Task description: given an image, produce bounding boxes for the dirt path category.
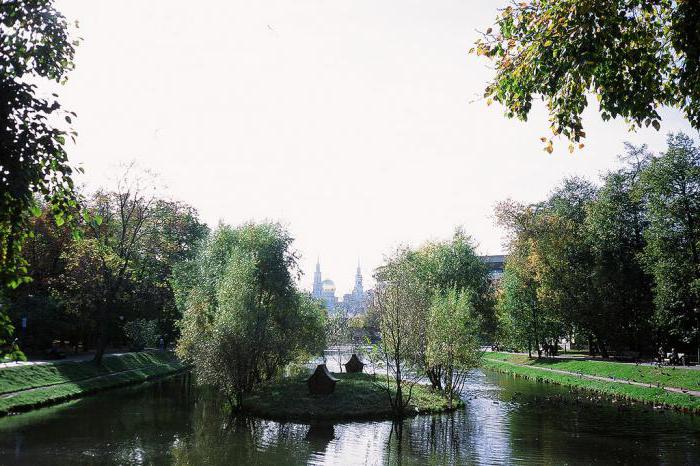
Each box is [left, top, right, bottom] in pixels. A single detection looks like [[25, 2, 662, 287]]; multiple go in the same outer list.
[[488, 358, 700, 398]]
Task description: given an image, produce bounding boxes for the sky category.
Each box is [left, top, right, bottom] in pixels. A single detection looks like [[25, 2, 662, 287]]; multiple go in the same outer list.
[[53, 0, 696, 294]]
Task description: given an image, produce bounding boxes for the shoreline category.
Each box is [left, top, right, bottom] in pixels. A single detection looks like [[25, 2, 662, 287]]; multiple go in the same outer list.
[[0, 351, 187, 417], [483, 354, 700, 414]]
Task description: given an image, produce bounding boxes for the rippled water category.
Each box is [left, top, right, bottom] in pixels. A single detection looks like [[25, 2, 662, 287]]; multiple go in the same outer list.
[[0, 370, 698, 465]]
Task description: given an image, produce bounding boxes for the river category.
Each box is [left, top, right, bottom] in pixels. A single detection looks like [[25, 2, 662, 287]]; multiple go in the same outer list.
[[0, 370, 698, 465]]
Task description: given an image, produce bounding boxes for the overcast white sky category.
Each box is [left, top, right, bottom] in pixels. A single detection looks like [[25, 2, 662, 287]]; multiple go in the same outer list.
[[54, 0, 696, 294]]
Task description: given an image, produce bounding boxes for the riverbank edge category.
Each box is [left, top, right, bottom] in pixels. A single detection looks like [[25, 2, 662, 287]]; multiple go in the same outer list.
[[0, 355, 188, 416], [483, 357, 700, 414], [242, 372, 464, 422]]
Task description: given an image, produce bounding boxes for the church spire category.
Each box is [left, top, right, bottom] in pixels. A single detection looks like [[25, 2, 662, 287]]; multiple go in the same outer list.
[[353, 260, 363, 295], [312, 258, 323, 298]]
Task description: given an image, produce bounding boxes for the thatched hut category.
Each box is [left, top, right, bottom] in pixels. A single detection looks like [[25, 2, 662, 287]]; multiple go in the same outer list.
[[307, 364, 339, 395], [344, 354, 364, 373]]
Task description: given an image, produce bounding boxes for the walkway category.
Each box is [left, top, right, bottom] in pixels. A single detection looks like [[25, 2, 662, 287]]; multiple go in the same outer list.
[[0, 351, 128, 369]]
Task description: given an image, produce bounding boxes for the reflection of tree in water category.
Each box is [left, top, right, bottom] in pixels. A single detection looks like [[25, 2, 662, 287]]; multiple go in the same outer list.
[[170, 392, 326, 465], [305, 422, 335, 452], [386, 414, 469, 465]]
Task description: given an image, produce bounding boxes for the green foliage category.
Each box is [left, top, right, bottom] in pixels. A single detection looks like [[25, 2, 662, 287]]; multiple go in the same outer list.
[[243, 372, 462, 421], [3, 183, 207, 359], [426, 288, 482, 405], [495, 133, 699, 356], [0, 0, 80, 360], [0, 1, 80, 288], [638, 133, 700, 345], [175, 223, 326, 408], [370, 232, 492, 415], [475, 1, 700, 150], [123, 319, 159, 350]]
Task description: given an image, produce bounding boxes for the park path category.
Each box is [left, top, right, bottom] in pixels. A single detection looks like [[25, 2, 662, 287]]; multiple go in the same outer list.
[[488, 358, 700, 398]]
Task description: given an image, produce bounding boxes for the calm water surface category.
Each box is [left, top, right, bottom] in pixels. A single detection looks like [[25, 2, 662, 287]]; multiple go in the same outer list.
[[0, 370, 698, 465]]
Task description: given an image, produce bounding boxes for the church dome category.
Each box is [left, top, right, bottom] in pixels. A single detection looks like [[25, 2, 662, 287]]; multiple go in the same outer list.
[[321, 279, 336, 292]]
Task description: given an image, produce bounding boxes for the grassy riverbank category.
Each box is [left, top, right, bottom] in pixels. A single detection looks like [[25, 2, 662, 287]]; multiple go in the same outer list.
[[484, 352, 700, 413], [0, 351, 185, 416], [243, 372, 462, 421]]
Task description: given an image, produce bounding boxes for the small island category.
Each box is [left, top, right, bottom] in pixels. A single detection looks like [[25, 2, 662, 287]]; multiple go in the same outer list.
[[243, 372, 463, 421]]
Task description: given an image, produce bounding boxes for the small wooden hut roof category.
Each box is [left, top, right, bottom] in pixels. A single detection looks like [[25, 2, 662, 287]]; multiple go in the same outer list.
[[307, 364, 339, 395], [344, 354, 365, 373]]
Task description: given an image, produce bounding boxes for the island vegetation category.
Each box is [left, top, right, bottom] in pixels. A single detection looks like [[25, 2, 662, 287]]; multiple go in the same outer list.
[[243, 372, 462, 422]]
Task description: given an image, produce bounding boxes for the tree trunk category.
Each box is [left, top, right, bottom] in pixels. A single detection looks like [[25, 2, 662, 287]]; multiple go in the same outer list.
[[598, 338, 609, 359], [426, 366, 442, 390]]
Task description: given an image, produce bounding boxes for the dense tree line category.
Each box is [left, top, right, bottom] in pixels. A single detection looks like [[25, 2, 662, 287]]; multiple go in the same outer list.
[[496, 134, 700, 359], [1, 171, 208, 362]]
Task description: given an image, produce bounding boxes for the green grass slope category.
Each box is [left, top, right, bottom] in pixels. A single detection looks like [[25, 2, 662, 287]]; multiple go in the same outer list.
[[0, 351, 185, 416]]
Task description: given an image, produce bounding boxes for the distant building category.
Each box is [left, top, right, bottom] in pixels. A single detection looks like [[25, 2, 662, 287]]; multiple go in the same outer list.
[[481, 255, 506, 280], [312, 260, 369, 315]]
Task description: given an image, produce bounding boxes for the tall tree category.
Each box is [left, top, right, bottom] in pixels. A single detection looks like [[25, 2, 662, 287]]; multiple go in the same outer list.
[[586, 148, 655, 352], [474, 1, 700, 150], [1, 1, 80, 287], [175, 223, 325, 409], [639, 133, 700, 354], [495, 201, 566, 357], [370, 259, 425, 419], [0, 0, 79, 356]]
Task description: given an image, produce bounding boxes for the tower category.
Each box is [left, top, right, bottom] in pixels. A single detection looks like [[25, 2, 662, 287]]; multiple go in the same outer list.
[[312, 259, 323, 298], [353, 261, 363, 296]]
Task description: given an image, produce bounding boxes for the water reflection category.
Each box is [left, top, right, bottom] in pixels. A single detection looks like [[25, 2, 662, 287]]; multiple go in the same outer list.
[[0, 370, 698, 465]]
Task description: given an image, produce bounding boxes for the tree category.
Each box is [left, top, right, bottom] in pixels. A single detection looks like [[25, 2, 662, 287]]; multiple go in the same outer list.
[[0, 0, 79, 357], [375, 231, 492, 390], [175, 223, 325, 410], [474, 1, 700, 150], [496, 252, 543, 357], [638, 133, 700, 354], [324, 311, 351, 372], [495, 200, 569, 357], [85, 171, 160, 363], [426, 288, 482, 408], [370, 251, 425, 419], [415, 229, 496, 340], [586, 149, 655, 352]]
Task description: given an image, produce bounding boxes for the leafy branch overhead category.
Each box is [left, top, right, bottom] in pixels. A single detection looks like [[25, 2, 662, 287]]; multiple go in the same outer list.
[[1, 0, 83, 288], [472, 0, 700, 152]]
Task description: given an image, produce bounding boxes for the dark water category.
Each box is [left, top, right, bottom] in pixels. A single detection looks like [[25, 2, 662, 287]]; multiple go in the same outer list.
[[0, 370, 698, 465]]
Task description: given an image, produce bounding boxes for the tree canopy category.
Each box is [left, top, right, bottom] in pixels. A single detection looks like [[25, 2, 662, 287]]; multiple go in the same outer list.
[[1, 0, 80, 288], [474, 1, 700, 151], [175, 222, 326, 408], [496, 133, 700, 357]]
